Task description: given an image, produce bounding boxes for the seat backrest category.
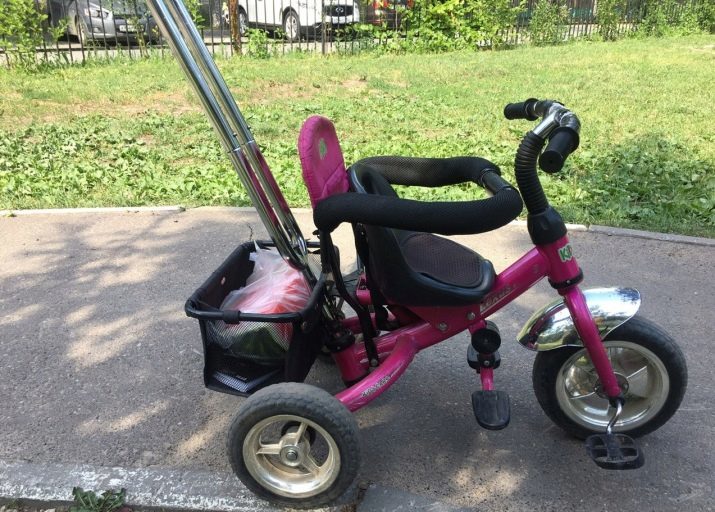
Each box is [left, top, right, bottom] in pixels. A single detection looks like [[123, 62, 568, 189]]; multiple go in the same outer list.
[[298, 116, 349, 208]]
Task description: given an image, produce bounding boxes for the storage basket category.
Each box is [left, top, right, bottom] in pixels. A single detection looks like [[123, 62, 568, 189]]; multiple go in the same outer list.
[[185, 241, 324, 396]]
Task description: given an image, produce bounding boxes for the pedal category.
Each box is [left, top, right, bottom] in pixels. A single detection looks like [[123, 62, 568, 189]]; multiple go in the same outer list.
[[585, 433, 644, 470], [471, 390, 510, 430]]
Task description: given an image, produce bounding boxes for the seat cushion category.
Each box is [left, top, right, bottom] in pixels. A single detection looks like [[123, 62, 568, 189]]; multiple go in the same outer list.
[[400, 232, 484, 288]]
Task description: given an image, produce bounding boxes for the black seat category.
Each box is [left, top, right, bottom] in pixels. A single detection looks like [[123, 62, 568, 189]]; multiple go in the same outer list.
[[349, 160, 496, 307]]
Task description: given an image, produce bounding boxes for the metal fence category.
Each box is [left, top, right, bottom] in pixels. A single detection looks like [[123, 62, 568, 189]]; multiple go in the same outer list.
[[0, 0, 701, 64]]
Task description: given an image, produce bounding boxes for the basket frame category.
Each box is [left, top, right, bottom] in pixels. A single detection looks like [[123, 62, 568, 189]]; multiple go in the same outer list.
[[186, 241, 327, 396]]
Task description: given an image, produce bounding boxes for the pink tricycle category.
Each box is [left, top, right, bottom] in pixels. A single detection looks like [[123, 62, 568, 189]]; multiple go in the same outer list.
[[147, 0, 687, 508]]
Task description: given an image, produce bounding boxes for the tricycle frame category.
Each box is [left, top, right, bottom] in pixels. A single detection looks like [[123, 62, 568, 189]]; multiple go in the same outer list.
[[330, 232, 624, 412]]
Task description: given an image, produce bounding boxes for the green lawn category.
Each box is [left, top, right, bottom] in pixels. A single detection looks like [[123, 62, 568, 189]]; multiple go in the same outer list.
[[1, 35, 714, 236]]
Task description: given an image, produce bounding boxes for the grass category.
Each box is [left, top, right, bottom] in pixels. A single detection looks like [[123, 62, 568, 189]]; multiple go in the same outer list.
[[1, 35, 714, 236]]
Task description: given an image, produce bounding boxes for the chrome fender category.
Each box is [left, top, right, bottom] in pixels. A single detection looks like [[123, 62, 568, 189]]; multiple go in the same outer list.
[[517, 287, 641, 351]]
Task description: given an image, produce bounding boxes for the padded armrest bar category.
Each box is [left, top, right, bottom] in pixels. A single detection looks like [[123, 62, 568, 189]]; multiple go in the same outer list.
[[352, 156, 500, 188], [314, 155, 523, 234], [314, 186, 523, 234]]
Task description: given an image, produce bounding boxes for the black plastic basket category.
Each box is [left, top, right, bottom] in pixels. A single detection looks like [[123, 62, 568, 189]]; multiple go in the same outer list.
[[186, 241, 325, 396]]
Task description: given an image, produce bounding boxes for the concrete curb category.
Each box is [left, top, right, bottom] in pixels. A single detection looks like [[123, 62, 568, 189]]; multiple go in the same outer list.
[[0, 460, 467, 512], [0, 206, 185, 216], [2, 206, 712, 247], [588, 224, 715, 247], [0, 460, 353, 512]]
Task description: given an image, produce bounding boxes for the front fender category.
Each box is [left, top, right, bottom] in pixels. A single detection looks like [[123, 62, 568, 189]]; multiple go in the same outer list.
[[517, 287, 641, 351]]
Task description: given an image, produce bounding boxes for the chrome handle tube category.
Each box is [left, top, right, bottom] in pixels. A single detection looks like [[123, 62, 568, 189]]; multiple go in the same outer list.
[[146, 0, 313, 278], [161, 0, 307, 254]]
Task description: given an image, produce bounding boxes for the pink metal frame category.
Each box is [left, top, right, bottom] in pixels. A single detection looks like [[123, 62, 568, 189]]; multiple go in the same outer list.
[[333, 234, 622, 412]]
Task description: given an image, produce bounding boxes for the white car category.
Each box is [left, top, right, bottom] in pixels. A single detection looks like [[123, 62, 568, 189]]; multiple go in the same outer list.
[[235, 0, 360, 41]]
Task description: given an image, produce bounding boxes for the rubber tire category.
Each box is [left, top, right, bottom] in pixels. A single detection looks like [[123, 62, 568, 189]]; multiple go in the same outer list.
[[237, 8, 248, 37], [76, 17, 90, 46], [228, 383, 360, 509], [283, 10, 301, 42], [532, 315, 687, 439]]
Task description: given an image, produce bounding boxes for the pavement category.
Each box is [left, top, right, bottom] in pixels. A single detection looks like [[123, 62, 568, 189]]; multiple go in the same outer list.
[[0, 206, 713, 512]]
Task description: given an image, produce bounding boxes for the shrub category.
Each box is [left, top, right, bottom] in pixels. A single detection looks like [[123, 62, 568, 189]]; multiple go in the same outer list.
[[404, 0, 522, 52], [529, 0, 569, 46], [694, 0, 715, 33], [246, 29, 272, 59], [0, 0, 64, 69], [597, 0, 625, 41], [639, 0, 707, 37]]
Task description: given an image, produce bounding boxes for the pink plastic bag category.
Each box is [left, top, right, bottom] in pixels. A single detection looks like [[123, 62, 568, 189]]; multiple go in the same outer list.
[[220, 246, 311, 344]]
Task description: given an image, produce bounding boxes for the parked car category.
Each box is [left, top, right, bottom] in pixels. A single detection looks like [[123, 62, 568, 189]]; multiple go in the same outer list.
[[198, 0, 230, 28], [365, 0, 413, 29], [234, 0, 360, 42], [48, 0, 159, 45]]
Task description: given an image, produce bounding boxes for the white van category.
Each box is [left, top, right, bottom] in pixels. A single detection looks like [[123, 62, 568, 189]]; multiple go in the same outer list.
[[235, 0, 360, 41]]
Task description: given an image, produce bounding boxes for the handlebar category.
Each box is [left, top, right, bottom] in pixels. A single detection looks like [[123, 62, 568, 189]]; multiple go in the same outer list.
[[540, 127, 580, 173], [502, 98, 583, 217], [504, 98, 581, 174], [503, 99, 539, 120], [313, 157, 523, 236]]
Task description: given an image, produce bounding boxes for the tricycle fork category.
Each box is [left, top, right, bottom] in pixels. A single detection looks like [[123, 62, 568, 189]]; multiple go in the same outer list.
[[539, 236, 624, 402], [561, 285, 623, 401]]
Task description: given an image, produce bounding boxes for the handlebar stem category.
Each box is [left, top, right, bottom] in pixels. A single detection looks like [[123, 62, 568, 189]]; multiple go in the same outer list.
[[532, 103, 573, 138]]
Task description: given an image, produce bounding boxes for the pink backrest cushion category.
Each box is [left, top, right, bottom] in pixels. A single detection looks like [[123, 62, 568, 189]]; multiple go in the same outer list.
[[298, 116, 349, 208]]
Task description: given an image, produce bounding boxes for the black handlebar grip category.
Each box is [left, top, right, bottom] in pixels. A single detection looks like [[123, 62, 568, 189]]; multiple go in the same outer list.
[[479, 169, 512, 195], [539, 127, 580, 173], [504, 98, 539, 121]]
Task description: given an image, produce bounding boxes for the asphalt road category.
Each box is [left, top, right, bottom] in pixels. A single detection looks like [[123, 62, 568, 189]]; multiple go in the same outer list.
[[0, 207, 712, 511]]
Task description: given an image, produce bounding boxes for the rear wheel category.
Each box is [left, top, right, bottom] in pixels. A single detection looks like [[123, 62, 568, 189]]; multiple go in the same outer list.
[[532, 315, 687, 439], [228, 383, 360, 508]]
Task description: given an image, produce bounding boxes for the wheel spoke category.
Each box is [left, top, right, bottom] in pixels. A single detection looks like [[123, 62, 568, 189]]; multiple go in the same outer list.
[[565, 364, 597, 397], [626, 365, 651, 398], [295, 422, 308, 441], [569, 390, 598, 401], [301, 454, 321, 476], [256, 443, 281, 456]]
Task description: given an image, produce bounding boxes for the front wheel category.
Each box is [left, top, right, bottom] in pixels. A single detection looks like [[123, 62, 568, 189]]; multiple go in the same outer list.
[[532, 315, 687, 439], [282, 10, 301, 42], [227, 383, 360, 509], [237, 8, 248, 36], [76, 17, 90, 46]]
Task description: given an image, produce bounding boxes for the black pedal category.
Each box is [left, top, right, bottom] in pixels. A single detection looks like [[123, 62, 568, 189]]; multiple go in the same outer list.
[[585, 433, 644, 470], [471, 390, 510, 430]]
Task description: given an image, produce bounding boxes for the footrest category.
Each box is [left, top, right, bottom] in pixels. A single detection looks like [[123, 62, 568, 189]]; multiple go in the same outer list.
[[585, 433, 644, 470], [471, 390, 510, 430]]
